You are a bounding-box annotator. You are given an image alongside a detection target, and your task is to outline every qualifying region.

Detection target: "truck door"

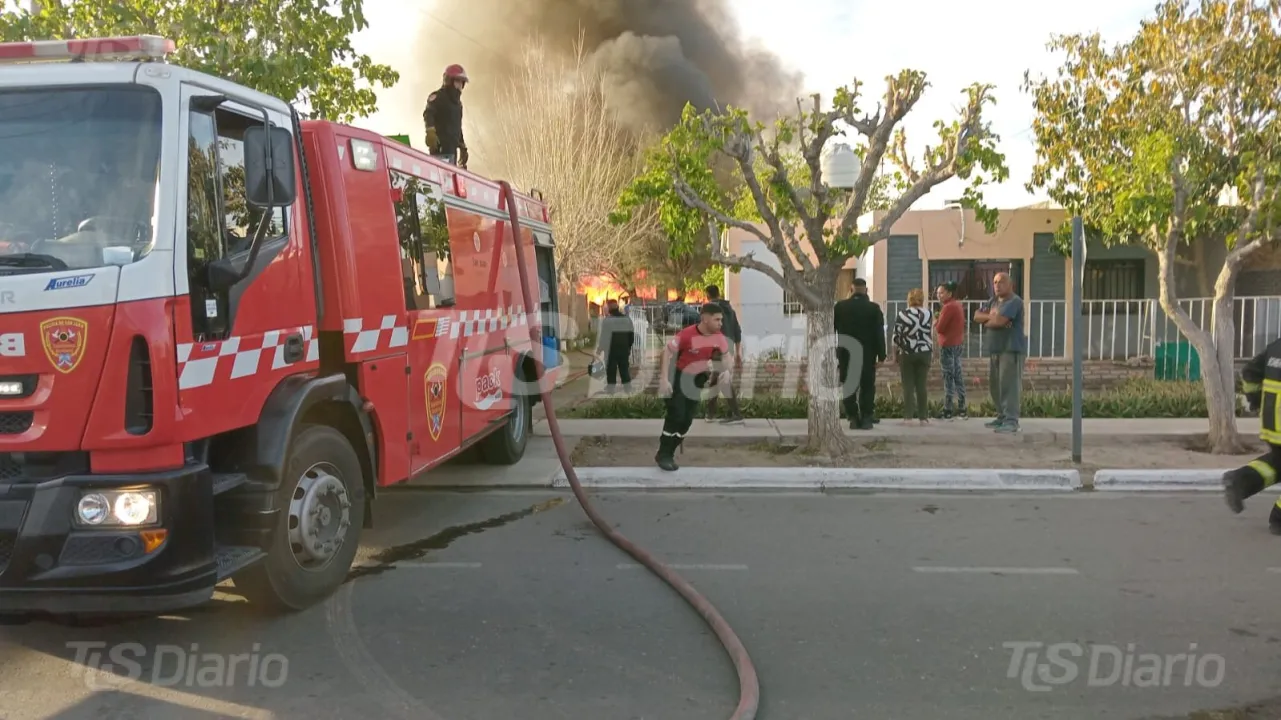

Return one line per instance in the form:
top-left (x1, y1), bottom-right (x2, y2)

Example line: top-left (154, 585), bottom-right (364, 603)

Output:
top-left (457, 217), bottom-right (512, 442)
top-left (534, 231), bottom-right (561, 370)
top-left (391, 171), bottom-right (461, 472)
top-left (174, 87), bottom-right (319, 433)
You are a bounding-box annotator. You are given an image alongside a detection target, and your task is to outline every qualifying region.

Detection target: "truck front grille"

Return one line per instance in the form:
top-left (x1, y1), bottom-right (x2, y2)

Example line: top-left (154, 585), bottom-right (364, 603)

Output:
top-left (0, 533), bottom-right (12, 568)
top-left (0, 452), bottom-right (88, 483)
top-left (0, 455), bottom-right (17, 482)
top-left (0, 412), bottom-right (31, 435)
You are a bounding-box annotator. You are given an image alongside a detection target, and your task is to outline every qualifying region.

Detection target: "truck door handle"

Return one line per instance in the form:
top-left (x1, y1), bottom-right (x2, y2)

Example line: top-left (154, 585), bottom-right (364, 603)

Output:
top-left (284, 333), bottom-right (304, 363)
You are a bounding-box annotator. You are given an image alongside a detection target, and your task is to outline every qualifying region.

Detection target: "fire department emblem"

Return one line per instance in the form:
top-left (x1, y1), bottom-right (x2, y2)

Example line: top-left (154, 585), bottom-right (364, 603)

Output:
top-left (39, 316), bottom-right (88, 373)
top-left (425, 362), bottom-right (448, 441)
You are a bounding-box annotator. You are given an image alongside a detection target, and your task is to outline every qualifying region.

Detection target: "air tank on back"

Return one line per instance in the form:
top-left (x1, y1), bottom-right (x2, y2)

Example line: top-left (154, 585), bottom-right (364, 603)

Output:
top-left (820, 143), bottom-right (861, 189)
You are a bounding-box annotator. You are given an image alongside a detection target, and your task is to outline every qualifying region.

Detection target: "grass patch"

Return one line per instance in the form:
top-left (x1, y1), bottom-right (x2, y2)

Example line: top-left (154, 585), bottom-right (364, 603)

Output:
top-left (560, 378), bottom-right (1224, 420)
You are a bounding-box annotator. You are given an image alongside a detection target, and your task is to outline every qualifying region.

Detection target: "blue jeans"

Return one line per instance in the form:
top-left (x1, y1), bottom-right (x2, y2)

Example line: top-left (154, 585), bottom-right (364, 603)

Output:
top-left (940, 345), bottom-right (966, 412)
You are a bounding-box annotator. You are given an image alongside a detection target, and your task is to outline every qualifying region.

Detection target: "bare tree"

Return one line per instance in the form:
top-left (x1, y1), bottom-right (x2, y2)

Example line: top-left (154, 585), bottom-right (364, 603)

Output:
top-left (473, 35), bottom-right (660, 292)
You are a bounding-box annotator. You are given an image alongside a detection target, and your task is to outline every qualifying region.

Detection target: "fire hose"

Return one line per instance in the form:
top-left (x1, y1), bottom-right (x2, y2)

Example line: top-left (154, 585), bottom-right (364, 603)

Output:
top-left (500, 182), bottom-right (760, 720)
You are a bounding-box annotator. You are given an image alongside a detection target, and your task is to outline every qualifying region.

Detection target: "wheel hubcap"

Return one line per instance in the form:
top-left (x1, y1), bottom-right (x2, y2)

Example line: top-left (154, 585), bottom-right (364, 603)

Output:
top-left (511, 394), bottom-right (526, 443)
top-left (287, 462), bottom-right (351, 570)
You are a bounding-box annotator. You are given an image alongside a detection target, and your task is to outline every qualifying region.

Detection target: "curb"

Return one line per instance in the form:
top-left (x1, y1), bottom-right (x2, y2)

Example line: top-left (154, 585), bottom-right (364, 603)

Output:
top-left (551, 467), bottom-right (1082, 491)
top-left (1092, 468), bottom-right (1250, 491)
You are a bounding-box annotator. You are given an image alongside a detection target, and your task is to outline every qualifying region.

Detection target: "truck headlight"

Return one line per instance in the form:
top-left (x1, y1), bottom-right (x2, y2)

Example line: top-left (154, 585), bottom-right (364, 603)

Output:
top-left (75, 489), bottom-right (159, 527)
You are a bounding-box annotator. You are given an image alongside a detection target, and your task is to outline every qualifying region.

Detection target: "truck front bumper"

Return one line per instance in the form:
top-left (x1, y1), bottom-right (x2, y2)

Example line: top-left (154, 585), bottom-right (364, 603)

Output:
top-left (0, 462), bottom-right (218, 615)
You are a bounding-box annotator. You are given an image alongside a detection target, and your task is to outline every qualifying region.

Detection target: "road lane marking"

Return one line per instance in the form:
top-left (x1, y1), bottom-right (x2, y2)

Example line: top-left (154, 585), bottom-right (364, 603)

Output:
top-left (616, 563), bottom-right (748, 571)
top-left (911, 566), bottom-right (1079, 575)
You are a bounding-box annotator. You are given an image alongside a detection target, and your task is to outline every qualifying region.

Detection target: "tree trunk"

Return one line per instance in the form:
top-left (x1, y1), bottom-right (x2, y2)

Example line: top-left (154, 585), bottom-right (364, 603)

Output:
top-left (1207, 259), bottom-right (1249, 453)
top-left (803, 304), bottom-right (858, 457)
top-left (1156, 241), bottom-right (1246, 454)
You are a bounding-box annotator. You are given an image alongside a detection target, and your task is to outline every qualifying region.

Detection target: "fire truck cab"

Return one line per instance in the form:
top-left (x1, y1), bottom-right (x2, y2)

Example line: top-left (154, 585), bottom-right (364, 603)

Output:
top-left (0, 36), bottom-right (562, 615)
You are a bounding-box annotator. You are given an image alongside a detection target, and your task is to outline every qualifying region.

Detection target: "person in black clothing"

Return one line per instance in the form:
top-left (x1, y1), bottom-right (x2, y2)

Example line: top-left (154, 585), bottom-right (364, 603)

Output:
top-left (423, 64), bottom-right (469, 168)
top-left (594, 299), bottom-right (635, 393)
top-left (833, 278), bottom-right (886, 429)
top-left (703, 285), bottom-right (744, 423)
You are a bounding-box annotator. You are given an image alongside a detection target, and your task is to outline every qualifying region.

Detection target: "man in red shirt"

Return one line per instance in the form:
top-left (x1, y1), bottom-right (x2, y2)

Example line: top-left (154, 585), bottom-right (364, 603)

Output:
top-left (934, 282), bottom-right (968, 419)
top-left (656, 303), bottom-right (730, 471)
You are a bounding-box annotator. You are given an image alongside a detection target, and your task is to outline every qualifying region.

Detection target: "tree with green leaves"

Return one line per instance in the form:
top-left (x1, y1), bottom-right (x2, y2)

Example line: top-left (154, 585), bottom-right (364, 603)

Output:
top-left (1024, 0), bottom-right (1280, 454)
top-left (612, 75), bottom-right (1008, 456)
top-left (1, 0), bottom-right (398, 123)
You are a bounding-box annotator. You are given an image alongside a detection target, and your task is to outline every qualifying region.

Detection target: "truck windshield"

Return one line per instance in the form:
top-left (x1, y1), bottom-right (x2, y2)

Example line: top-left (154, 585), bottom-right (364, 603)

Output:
top-left (0, 86), bottom-right (161, 275)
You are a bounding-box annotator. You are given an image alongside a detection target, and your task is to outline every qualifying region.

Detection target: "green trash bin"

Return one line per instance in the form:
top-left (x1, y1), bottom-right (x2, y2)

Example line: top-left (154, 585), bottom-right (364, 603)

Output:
top-left (1155, 341), bottom-right (1201, 382)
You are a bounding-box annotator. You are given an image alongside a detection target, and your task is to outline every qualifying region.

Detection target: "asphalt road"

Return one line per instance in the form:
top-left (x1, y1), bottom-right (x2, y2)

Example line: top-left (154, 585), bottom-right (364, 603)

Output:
top-left (3, 489), bottom-right (1281, 720)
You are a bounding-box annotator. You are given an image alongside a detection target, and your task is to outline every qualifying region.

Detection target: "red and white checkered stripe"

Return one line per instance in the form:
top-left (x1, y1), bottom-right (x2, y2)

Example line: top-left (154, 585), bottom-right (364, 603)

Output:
top-left (450, 306), bottom-right (529, 338)
top-left (343, 306), bottom-right (531, 353)
top-left (343, 315), bottom-right (410, 354)
top-left (0, 35), bottom-right (175, 63)
top-left (177, 326), bottom-right (319, 390)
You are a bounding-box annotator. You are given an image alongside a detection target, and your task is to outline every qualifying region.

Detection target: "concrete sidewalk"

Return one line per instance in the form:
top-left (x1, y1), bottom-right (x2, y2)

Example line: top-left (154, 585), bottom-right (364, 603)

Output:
top-left (535, 416), bottom-right (1260, 442)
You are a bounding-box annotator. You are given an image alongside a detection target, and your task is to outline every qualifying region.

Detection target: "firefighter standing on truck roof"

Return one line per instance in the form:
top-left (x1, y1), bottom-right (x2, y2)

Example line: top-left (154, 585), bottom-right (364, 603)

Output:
top-left (1223, 337), bottom-right (1281, 532)
top-left (424, 64), bottom-right (469, 169)
top-left (656, 303), bottom-right (730, 472)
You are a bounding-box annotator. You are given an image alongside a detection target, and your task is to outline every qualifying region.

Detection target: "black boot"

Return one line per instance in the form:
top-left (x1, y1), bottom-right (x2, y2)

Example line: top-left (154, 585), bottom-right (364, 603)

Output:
top-left (1269, 502), bottom-right (1281, 535)
top-left (656, 435), bottom-right (679, 471)
top-left (1223, 466), bottom-right (1266, 514)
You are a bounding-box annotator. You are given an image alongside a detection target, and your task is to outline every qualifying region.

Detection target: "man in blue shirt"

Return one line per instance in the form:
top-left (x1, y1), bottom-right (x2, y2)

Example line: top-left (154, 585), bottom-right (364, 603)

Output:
top-left (973, 272), bottom-right (1025, 433)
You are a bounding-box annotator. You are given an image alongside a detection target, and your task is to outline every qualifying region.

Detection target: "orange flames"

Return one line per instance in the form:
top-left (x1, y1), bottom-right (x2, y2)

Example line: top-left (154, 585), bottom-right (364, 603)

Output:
top-left (575, 274), bottom-right (661, 306)
top-left (576, 276), bottom-right (626, 306)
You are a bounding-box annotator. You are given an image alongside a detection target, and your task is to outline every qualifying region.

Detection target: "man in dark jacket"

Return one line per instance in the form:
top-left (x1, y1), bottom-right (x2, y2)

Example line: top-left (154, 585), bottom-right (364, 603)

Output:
top-left (594, 299), bottom-right (635, 393)
top-left (703, 284), bottom-right (744, 423)
top-left (423, 64), bottom-right (469, 168)
top-left (833, 278), bottom-right (886, 429)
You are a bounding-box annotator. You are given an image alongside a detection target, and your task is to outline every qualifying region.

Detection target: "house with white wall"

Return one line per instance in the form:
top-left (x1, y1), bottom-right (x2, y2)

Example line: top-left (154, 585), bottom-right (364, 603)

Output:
top-left (722, 218), bottom-right (873, 359)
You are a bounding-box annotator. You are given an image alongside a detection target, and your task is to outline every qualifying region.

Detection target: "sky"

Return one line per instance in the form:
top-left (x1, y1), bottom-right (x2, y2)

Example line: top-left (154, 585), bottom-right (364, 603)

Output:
top-left (0, 0), bottom-right (1160, 211)
top-left (347, 0), bottom-right (1161, 211)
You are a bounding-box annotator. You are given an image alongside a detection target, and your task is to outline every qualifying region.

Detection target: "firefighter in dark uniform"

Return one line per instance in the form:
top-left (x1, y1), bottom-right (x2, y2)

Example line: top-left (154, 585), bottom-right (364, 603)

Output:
top-left (656, 303), bottom-right (729, 471)
top-left (1223, 338), bottom-right (1281, 532)
top-left (423, 64), bottom-right (469, 169)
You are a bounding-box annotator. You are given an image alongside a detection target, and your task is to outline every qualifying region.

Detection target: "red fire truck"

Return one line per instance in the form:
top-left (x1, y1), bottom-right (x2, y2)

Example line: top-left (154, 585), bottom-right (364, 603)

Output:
top-left (0, 35), bottom-right (563, 614)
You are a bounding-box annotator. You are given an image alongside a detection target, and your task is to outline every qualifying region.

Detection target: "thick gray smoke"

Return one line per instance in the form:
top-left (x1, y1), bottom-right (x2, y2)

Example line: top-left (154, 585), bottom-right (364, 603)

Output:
top-left (401, 0), bottom-right (804, 138)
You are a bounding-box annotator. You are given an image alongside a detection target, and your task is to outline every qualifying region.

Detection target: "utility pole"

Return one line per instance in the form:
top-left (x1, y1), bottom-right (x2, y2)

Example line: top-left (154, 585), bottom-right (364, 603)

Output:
top-left (1071, 216), bottom-right (1085, 463)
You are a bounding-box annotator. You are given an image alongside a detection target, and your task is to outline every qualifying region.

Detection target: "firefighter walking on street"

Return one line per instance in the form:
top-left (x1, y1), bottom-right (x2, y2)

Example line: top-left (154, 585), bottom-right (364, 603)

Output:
top-left (1223, 337), bottom-right (1281, 532)
top-left (424, 64), bottom-right (469, 169)
top-left (656, 303), bottom-right (730, 471)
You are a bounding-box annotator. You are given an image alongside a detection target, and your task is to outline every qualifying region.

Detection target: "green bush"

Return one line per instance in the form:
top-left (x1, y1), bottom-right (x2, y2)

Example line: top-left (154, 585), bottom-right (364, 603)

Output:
top-left (561, 378), bottom-right (1222, 419)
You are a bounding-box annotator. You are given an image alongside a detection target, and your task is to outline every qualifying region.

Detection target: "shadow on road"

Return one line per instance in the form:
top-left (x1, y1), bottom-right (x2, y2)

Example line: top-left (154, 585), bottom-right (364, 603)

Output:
top-left (1146, 696), bottom-right (1281, 719)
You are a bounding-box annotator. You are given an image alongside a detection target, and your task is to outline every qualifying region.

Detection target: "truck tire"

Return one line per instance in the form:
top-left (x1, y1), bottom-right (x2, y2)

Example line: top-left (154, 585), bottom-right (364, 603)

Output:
top-left (235, 423), bottom-right (366, 612)
top-left (479, 388), bottom-right (530, 465)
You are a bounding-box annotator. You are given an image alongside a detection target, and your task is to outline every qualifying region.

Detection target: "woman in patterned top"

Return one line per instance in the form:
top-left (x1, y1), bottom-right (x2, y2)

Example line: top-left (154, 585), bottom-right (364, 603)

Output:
top-left (892, 288), bottom-right (934, 425)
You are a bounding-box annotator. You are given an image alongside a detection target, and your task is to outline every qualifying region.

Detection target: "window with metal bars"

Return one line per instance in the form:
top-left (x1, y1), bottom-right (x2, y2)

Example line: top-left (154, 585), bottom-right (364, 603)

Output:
top-left (782, 287), bottom-right (803, 315)
top-left (927, 260), bottom-right (1024, 302)
top-left (1083, 259), bottom-right (1145, 314)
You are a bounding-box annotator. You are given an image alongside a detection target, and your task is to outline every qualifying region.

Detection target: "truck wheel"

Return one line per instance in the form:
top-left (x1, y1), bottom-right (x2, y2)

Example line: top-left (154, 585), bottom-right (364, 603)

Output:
top-left (236, 424), bottom-right (365, 612)
top-left (480, 388), bottom-right (530, 465)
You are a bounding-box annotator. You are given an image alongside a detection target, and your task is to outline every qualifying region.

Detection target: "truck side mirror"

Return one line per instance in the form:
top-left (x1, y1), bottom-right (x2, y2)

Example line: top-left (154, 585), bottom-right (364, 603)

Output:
top-left (243, 124), bottom-right (297, 207)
